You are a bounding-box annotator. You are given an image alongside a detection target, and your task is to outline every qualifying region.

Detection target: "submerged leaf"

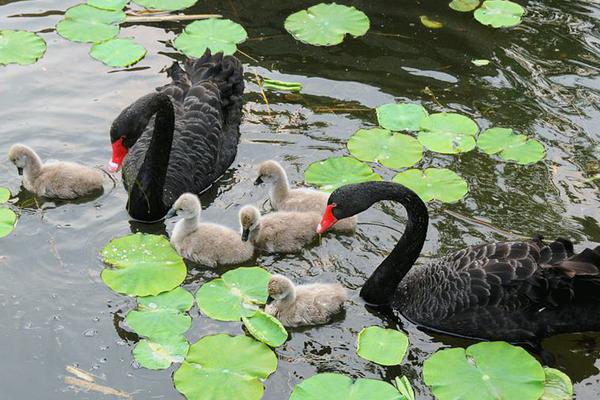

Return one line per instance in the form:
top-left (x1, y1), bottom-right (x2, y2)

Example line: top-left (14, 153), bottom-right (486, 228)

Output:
top-left (0, 208), bottom-right (17, 238)
top-left (356, 326), bottom-right (409, 366)
top-left (174, 334), bottom-right (277, 400)
top-left (133, 335), bottom-right (189, 370)
top-left (392, 168), bottom-right (468, 203)
top-left (449, 0), bottom-right (480, 12)
top-left (262, 78), bottom-right (303, 92)
top-left (347, 128), bottom-right (423, 169)
top-left (418, 112), bottom-right (479, 154)
top-left (541, 367), bottom-right (573, 400)
top-left (423, 342), bottom-right (545, 400)
top-left (57, 4), bottom-right (125, 43)
top-left (477, 127), bottom-right (545, 164)
top-left (242, 310), bottom-right (288, 347)
top-left (133, 0), bottom-right (196, 11)
top-left (100, 233), bottom-right (186, 296)
top-left (474, 0), bottom-right (525, 28)
top-left (290, 373), bottom-right (403, 400)
top-left (0, 30), bottom-right (47, 65)
top-left (90, 38), bottom-right (146, 67)
top-left (175, 19), bottom-right (247, 56)
top-left (285, 3), bottom-right (370, 46)
top-left (420, 15), bottom-right (444, 29)
top-left (305, 156), bottom-right (382, 192)
top-left (376, 103), bottom-right (428, 132)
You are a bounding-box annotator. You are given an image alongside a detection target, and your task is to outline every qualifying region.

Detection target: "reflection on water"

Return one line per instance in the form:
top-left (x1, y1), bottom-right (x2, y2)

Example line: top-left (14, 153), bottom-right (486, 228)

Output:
top-left (0, 0), bottom-right (598, 398)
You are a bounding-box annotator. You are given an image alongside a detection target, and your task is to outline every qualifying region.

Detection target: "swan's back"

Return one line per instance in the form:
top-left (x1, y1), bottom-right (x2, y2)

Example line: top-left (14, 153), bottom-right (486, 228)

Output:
top-left (123, 50), bottom-right (244, 206)
top-left (34, 162), bottom-right (103, 199)
top-left (396, 237), bottom-right (600, 340)
top-left (253, 211), bottom-right (320, 253)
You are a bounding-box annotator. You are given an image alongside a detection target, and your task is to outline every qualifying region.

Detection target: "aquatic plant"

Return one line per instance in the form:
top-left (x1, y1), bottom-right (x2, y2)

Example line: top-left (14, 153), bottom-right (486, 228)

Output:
top-left (417, 112), bottom-right (479, 154)
top-left (393, 168), bottom-right (468, 203)
top-left (0, 30), bottom-right (47, 65)
top-left (394, 376), bottom-right (415, 400)
top-left (477, 127), bottom-right (545, 165)
top-left (348, 128), bottom-right (423, 169)
top-left (262, 78), bottom-right (303, 93)
top-left (356, 326), bottom-right (409, 366)
top-left (285, 3), bottom-right (370, 46)
top-left (290, 373), bottom-right (404, 400)
top-left (57, 4), bottom-right (125, 43)
top-left (472, 59), bottom-right (491, 66)
top-left (304, 156), bottom-right (382, 192)
top-left (133, 0), bottom-right (196, 11)
top-left (90, 38), bottom-right (147, 67)
top-left (449, 0), bottom-right (480, 12)
top-left (0, 188), bottom-right (16, 238)
top-left (474, 0), bottom-right (525, 28)
top-left (175, 19), bottom-right (248, 56)
top-left (376, 103), bottom-right (428, 132)
top-left (420, 16), bottom-right (443, 29)
top-left (87, 0), bottom-right (128, 11)
top-left (541, 367), bottom-right (573, 400)
top-left (133, 335), bottom-right (189, 370)
top-left (242, 310), bottom-right (288, 347)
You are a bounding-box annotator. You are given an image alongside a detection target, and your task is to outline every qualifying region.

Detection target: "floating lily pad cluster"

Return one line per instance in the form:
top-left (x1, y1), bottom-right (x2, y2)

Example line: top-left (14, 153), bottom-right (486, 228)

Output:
top-left (175, 19), bottom-right (248, 57)
top-left (0, 30), bottom-right (47, 66)
top-left (0, 187), bottom-right (17, 238)
top-left (448, 0), bottom-right (525, 28)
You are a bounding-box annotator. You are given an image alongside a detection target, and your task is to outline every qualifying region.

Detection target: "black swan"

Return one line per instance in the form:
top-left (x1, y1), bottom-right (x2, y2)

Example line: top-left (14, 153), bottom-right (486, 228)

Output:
top-left (317, 181), bottom-right (600, 341)
top-left (108, 50), bottom-right (244, 222)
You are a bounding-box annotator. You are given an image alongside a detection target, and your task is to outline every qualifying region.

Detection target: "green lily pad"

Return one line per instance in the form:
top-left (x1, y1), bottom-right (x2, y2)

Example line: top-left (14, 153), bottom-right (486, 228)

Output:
top-left (347, 128), bottom-right (423, 169)
top-left (126, 287), bottom-right (194, 338)
top-left (423, 342), bottom-right (545, 400)
top-left (100, 233), bottom-right (187, 297)
top-left (290, 373), bottom-right (403, 400)
top-left (376, 103), bottom-right (428, 132)
top-left (477, 127), bottom-right (545, 164)
top-left (87, 0), bottom-right (128, 11)
top-left (449, 0), bottom-right (480, 12)
top-left (133, 0), bottom-right (196, 11)
top-left (196, 267), bottom-right (271, 322)
top-left (133, 335), bottom-right (189, 370)
top-left (474, 0), bottom-right (525, 28)
top-left (174, 334), bottom-right (277, 400)
top-left (418, 112), bottom-right (479, 154)
top-left (472, 59), bottom-right (491, 66)
top-left (262, 78), bottom-right (302, 93)
top-left (284, 3), bottom-right (370, 46)
top-left (394, 376), bottom-right (415, 400)
top-left (0, 208), bottom-right (17, 238)
top-left (541, 368), bottom-right (573, 400)
top-left (0, 188), bottom-right (10, 203)
top-left (304, 156), bottom-right (382, 192)
top-left (356, 326), bottom-right (409, 366)
top-left (90, 38), bottom-right (146, 67)
top-left (242, 310), bottom-right (288, 347)
top-left (57, 4), bottom-right (125, 43)
top-left (175, 19), bottom-right (247, 57)
top-left (420, 15), bottom-right (443, 29)
top-left (0, 30), bottom-right (47, 65)
top-left (392, 168), bottom-right (468, 203)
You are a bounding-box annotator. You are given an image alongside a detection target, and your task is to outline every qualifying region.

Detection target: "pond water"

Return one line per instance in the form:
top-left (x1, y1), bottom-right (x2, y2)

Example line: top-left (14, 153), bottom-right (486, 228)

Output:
top-left (1, 0), bottom-right (599, 398)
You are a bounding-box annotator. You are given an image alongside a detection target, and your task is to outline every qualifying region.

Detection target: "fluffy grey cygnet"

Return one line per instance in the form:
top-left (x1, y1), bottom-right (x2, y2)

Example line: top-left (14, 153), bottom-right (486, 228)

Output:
top-left (265, 274), bottom-right (347, 327)
top-left (239, 205), bottom-right (320, 253)
top-left (255, 160), bottom-right (356, 233)
top-left (169, 193), bottom-right (254, 267)
top-left (8, 143), bottom-right (104, 199)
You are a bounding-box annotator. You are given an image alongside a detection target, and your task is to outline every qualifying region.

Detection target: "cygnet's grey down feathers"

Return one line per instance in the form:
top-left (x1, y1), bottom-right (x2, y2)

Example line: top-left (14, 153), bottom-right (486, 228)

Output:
top-left (265, 274), bottom-right (347, 327)
top-left (239, 205), bottom-right (320, 253)
top-left (8, 143), bottom-right (104, 199)
top-left (256, 160), bottom-right (356, 233)
top-left (170, 193), bottom-right (254, 267)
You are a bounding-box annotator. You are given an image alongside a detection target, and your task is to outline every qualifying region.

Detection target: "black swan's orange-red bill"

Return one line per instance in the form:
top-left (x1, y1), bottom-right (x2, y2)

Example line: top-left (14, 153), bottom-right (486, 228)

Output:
top-left (109, 137), bottom-right (128, 172)
top-left (317, 204), bottom-right (337, 234)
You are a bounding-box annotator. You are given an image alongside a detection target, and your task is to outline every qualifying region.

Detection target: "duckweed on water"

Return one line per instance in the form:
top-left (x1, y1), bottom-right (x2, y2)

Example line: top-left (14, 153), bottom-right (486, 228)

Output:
top-left (175, 19), bottom-right (248, 57)
top-left (0, 30), bottom-right (47, 65)
top-left (356, 326), bottom-right (409, 366)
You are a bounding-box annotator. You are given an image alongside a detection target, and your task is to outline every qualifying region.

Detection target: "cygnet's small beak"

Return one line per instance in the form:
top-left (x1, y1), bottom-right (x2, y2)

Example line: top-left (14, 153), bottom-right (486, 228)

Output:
top-left (266, 295), bottom-right (274, 304)
top-left (17, 167), bottom-right (23, 176)
top-left (241, 228), bottom-right (250, 241)
top-left (164, 208), bottom-right (177, 219)
top-left (254, 176), bottom-right (263, 185)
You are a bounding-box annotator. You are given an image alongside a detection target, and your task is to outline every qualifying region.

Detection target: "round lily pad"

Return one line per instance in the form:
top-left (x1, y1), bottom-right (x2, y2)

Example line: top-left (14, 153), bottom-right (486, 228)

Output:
top-left (0, 30), bottom-right (47, 65)
top-left (356, 326), bottom-right (409, 366)
top-left (90, 38), bottom-right (146, 67)
top-left (474, 0), bottom-right (525, 28)
top-left (304, 156), bottom-right (382, 192)
top-left (347, 128), bottom-right (423, 169)
top-left (133, 0), bottom-right (196, 11)
top-left (423, 341), bottom-right (545, 400)
top-left (0, 188), bottom-right (10, 203)
top-left (101, 233), bottom-right (187, 297)
top-left (284, 3), bottom-right (370, 46)
top-left (392, 168), bottom-right (468, 203)
top-left (290, 373), bottom-right (403, 400)
top-left (57, 4), bottom-right (125, 43)
top-left (196, 267), bottom-right (271, 321)
top-left (376, 103), bottom-right (428, 132)
top-left (242, 310), bottom-right (288, 347)
top-left (175, 19), bottom-right (247, 57)
top-left (477, 127), bottom-right (545, 165)
top-left (420, 15), bottom-right (443, 29)
top-left (87, 0), bottom-right (128, 11)
top-left (418, 112), bottom-right (479, 154)
top-left (0, 208), bottom-right (17, 238)
top-left (541, 367), bottom-right (573, 400)
top-left (133, 335), bottom-right (189, 370)
top-left (174, 334), bottom-right (278, 400)
top-left (449, 0), bottom-right (480, 12)
top-left (126, 287), bottom-right (194, 338)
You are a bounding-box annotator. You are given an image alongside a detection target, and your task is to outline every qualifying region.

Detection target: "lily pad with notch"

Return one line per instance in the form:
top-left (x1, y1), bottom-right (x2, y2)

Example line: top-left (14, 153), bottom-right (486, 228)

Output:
top-left (101, 233), bottom-right (187, 297)
top-left (0, 30), bottom-right (47, 65)
top-left (90, 38), bottom-right (146, 67)
top-left (477, 127), bottom-right (545, 165)
top-left (290, 373), bottom-right (404, 400)
top-left (418, 112), bottom-right (479, 154)
top-left (174, 334), bottom-right (277, 400)
top-left (133, 335), bottom-right (189, 370)
top-left (376, 103), bottom-right (428, 132)
top-left (356, 326), bottom-right (409, 366)
top-left (474, 0), bottom-right (525, 28)
top-left (57, 4), bottom-right (125, 43)
top-left (304, 156), bottom-right (382, 192)
top-left (347, 128), bottom-right (423, 169)
top-left (242, 310), bottom-right (288, 347)
top-left (175, 19), bottom-right (247, 56)
top-left (392, 168), bottom-right (468, 203)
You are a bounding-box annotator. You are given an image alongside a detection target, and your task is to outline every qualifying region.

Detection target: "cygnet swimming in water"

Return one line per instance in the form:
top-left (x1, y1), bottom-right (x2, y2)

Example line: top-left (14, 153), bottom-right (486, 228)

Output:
top-left (265, 274), bottom-right (347, 327)
top-left (239, 205), bottom-right (320, 253)
top-left (8, 143), bottom-right (104, 199)
top-left (255, 160), bottom-right (356, 233)
top-left (169, 193), bottom-right (254, 267)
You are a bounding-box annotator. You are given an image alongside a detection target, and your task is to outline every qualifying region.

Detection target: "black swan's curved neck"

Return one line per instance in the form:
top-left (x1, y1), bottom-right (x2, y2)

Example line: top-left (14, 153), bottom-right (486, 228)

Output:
top-left (127, 93), bottom-right (175, 221)
top-left (358, 182), bottom-right (429, 305)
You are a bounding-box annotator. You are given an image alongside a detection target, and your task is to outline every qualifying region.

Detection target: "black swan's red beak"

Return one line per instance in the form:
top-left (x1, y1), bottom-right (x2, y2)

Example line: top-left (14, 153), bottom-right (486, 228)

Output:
top-left (317, 204), bottom-right (337, 234)
top-left (108, 137), bottom-right (128, 172)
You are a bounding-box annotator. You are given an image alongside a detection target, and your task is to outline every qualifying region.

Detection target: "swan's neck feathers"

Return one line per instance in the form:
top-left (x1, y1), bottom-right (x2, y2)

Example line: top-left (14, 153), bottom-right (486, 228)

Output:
top-left (270, 169), bottom-right (290, 208)
top-left (172, 216), bottom-right (199, 241)
top-left (275, 286), bottom-right (297, 307)
top-left (23, 148), bottom-right (43, 182)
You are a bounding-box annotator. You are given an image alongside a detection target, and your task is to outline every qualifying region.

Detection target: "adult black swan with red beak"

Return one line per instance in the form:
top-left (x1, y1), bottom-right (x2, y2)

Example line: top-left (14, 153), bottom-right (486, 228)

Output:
top-left (317, 181), bottom-right (600, 341)
top-left (108, 50), bottom-right (244, 222)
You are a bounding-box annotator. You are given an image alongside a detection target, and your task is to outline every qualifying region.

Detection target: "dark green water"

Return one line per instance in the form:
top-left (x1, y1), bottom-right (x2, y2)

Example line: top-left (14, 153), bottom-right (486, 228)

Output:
top-left (1, 0), bottom-right (599, 398)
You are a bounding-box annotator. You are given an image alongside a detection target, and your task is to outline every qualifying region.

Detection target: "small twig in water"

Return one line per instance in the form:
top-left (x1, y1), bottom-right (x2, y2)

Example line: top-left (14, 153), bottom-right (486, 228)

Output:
top-left (124, 13), bottom-right (221, 23)
top-left (422, 86), bottom-right (444, 109)
top-left (369, 31), bottom-right (411, 39)
top-left (252, 70), bottom-right (271, 115)
top-left (64, 377), bottom-right (131, 399)
top-left (65, 366), bottom-right (95, 383)
top-left (237, 49), bottom-right (259, 63)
